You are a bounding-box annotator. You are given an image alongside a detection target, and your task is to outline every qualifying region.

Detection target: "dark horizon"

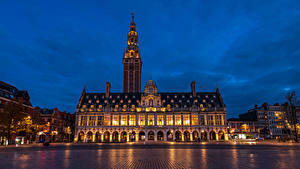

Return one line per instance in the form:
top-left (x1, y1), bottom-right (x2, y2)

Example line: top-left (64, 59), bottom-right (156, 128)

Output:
top-left (1, 0), bottom-right (300, 118)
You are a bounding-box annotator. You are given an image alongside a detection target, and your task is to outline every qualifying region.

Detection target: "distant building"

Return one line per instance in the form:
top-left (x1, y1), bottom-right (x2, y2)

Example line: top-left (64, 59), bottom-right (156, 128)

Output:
top-left (230, 103), bottom-right (300, 140)
top-left (0, 81), bottom-right (39, 144)
top-left (37, 107), bottom-right (75, 142)
top-left (0, 81), bottom-right (38, 119)
top-left (227, 111), bottom-right (259, 139)
top-left (75, 15), bottom-right (228, 143)
top-left (0, 81), bottom-right (31, 106)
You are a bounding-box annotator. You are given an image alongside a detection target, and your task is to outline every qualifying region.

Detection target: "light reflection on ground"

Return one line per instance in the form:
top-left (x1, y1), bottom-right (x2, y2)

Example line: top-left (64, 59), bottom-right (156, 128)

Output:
top-left (0, 144), bottom-right (299, 169)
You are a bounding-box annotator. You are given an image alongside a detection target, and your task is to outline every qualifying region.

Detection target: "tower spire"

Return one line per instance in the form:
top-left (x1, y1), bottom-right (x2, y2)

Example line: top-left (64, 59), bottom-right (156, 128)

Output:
top-left (124, 13), bottom-right (139, 58)
top-left (123, 13), bottom-right (142, 93)
top-left (131, 12), bottom-right (135, 22)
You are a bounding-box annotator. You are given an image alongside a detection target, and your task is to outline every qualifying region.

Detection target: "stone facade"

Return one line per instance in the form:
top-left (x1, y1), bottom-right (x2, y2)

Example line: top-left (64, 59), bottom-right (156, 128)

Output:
top-left (75, 15), bottom-right (228, 143)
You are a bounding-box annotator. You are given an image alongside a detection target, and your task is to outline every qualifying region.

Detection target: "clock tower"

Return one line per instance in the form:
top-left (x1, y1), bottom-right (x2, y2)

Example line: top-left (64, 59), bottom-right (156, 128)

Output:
top-left (123, 13), bottom-right (142, 93)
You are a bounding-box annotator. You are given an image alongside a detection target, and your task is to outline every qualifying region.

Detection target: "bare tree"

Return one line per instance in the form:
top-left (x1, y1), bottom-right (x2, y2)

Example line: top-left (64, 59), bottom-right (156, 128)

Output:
top-left (286, 91), bottom-right (299, 142)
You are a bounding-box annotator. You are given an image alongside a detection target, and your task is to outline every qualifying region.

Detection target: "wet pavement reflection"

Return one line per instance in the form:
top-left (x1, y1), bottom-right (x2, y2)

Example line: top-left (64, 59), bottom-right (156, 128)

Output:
top-left (0, 144), bottom-right (299, 169)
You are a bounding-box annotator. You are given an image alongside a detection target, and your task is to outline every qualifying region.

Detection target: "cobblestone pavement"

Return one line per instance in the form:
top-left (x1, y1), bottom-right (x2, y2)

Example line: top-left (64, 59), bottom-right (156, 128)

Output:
top-left (0, 143), bottom-right (299, 169)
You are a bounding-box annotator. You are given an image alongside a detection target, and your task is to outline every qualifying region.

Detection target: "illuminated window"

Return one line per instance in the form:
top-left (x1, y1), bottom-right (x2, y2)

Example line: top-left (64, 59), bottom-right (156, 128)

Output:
top-left (157, 115), bottom-right (164, 126)
top-left (167, 104), bottom-right (171, 111)
top-left (200, 115), bottom-right (206, 125)
top-left (183, 115), bottom-right (190, 125)
top-left (175, 115), bottom-right (181, 125)
top-left (148, 115), bottom-right (154, 126)
top-left (87, 116), bottom-right (95, 126)
top-left (112, 115), bottom-right (119, 126)
top-left (104, 115), bottom-right (110, 126)
top-left (78, 116), bottom-right (81, 126)
top-left (139, 115), bottom-right (145, 126)
top-left (96, 116), bottom-right (104, 126)
top-left (166, 115), bottom-right (173, 125)
top-left (121, 115), bottom-right (127, 126)
top-left (192, 115), bottom-right (198, 125)
top-left (79, 116), bottom-right (86, 126)
top-left (208, 115), bottom-right (214, 126)
top-left (129, 115), bottom-right (136, 126)
top-left (215, 115), bottom-right (222, 125)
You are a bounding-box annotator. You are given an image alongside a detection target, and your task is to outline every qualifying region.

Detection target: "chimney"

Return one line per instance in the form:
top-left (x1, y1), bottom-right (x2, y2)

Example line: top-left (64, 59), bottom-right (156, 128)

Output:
top-left (191, 81), bottom-right (196, 97)
top-left (106, 82), bottom-right (111, 98)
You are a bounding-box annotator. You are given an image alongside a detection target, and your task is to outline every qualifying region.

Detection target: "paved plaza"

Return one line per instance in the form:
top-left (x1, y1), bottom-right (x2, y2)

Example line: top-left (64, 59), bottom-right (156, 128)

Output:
top-left (0, 143), bottom-right (299, 169)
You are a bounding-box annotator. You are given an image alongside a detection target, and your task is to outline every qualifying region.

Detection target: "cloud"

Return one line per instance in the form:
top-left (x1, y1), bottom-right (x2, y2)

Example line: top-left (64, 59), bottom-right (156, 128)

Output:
top-left (1, 0), bottom-right (300, 117)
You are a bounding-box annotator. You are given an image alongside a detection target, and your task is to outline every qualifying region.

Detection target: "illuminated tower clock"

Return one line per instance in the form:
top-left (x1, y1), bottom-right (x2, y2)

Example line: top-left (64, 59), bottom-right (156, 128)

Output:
top-left (123, 13), bottom-right (142, 93)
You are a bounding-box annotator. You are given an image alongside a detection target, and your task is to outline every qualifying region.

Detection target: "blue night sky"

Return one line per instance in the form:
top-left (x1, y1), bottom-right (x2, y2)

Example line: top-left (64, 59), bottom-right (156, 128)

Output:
top-left (1, 0), bottom-right (300, 117)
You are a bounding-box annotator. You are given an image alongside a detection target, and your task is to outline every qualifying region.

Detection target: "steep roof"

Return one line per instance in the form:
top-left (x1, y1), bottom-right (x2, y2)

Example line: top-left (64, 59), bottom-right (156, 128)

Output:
top-left (77, 91), bottom-right (225, 111)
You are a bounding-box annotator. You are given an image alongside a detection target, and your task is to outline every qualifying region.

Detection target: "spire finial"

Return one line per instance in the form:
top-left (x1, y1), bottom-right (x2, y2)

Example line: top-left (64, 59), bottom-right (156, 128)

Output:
top-left (131, 12), bottom-right (135, 21)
